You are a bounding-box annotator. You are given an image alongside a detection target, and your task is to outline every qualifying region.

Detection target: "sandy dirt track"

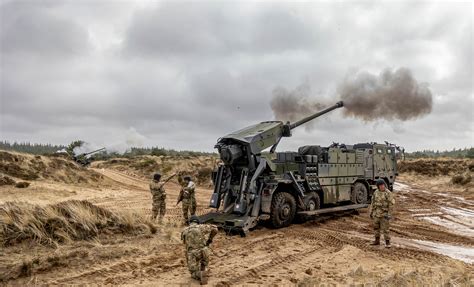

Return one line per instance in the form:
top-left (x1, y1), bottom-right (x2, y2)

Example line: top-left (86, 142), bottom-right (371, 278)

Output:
top-left (1, 162), bottom-right (473, 286)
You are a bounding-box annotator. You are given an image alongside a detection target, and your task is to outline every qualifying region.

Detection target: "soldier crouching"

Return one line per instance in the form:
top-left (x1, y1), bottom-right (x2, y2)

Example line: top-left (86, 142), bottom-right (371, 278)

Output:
top-left (370, 179), bottom-right (395, 248)
top-left (181, 215), bottom-right (218, 285)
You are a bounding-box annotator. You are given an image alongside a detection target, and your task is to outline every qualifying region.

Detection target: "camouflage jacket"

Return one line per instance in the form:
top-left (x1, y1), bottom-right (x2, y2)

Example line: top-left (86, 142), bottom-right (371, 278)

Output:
top-left (182, 181), bottom-right (196, 199)
top-left (150, 180), bottom-right (166, 200)
top-left (181, 223), bottom-right (218, 250)
top-left (370, 190), bottom-right (395, 218)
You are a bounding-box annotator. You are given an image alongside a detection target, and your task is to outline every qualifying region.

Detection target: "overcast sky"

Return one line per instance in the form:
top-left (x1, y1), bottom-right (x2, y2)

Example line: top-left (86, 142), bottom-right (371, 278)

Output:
top-left (0, 0), bottom-right (472, 152)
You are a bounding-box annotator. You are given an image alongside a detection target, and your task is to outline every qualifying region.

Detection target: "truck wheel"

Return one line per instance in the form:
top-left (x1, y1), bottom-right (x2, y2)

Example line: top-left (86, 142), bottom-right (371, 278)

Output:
top-left (305, 192), bottom-right (320, 212)
top-left (296, 192), bottom-right (321, 222)
top-left (352, 182), bottom-right (368, 204)
top-left (270, 192), bottom-right (296, 228)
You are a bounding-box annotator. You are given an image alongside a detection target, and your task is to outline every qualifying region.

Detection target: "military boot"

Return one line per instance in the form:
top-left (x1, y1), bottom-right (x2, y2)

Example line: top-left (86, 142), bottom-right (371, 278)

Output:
top-left (370, 236), bottom-right (380, 246)
top-left (385, 240), bottom-right (391, 248)
top-left (200, 270), bottom-right (208, 285)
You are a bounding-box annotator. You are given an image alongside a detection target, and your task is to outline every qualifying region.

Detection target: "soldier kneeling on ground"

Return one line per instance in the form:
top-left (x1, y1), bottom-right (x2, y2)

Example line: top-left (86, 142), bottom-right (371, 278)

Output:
top-left (370, 178), bottom-right (395, 248)
top-left (181, 215), bottom-right (218, 285)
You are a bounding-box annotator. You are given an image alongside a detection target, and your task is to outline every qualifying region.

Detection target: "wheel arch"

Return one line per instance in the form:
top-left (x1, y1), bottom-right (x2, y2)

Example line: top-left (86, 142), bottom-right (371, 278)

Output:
top-left (273, 182), bottom-right (299, 201)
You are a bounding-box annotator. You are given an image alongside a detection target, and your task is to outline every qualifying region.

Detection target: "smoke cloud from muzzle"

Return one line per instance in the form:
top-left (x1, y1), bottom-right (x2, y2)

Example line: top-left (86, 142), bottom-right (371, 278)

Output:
top-left (71, 127), bottom-right (147, 156)
top-left (270, 82), bottom-right (323, 123)
top-left (339, 68), bottom-right (432, 121)
top-left (270, 68), bottom-right (433, 123)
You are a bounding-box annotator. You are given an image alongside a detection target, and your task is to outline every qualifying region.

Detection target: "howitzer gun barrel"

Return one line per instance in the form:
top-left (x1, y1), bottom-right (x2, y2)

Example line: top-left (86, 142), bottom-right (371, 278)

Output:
top-left (83, 147), bottom-right (106, 156)
top-left (289, 101), bottom-right (343, 130)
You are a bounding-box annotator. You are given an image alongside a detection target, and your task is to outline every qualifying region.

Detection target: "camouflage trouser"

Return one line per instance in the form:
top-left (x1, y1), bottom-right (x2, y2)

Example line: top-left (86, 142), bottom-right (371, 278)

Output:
top-left (182, 197), bottom-right (197, 222)
top-left (152, 198), bottom-right (166, 222)
top-left (373, 216), bottom-right (390, 241)
top-left (186, 247), bottom-right (210, 279)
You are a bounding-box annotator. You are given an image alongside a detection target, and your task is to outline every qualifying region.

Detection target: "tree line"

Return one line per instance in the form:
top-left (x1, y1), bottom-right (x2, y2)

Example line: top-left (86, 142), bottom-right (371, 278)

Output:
top-left (1, 140), bottom-right (472, 159)
top-left (0, 141), bottom-right (66, 155)
top-left (405, 148), bottom-right (474, 159)
top-left (0, 141), bottom-right (215, 158)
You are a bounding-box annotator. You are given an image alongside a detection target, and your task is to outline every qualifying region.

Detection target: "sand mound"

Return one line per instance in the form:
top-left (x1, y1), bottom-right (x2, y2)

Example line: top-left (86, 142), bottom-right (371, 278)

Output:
top-left (95, 155), bottom-right (217, 186)
top-left (0, 200), bottom-right (156, 246)
top-left (398, 158), bottom-right (473, 176)
top-left (0, 150), bottom-right (103, 184)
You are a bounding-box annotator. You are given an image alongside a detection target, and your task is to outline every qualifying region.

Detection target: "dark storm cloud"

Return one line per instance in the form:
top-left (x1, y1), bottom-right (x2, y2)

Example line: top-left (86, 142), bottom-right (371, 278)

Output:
top-left (0, 1), bottom-right (472, 152)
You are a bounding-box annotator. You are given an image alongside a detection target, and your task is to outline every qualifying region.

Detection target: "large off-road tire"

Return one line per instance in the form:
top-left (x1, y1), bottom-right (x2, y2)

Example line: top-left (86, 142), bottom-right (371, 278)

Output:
top-left (304, 192), bottom-right (321, 212)
top-left (351, 182), bottom-right (368, 204)
top-left (296, 192), bottom-right (321, 222)
top-left (270, 192), bottom-right (296, 228)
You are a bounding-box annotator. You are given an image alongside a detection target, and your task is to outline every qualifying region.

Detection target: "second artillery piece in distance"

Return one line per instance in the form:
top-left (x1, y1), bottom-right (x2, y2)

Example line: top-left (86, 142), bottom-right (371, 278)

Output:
top-left (199, 101), bottom-right (401, 234)
top-left (73, 147), bottom-right (106, 167)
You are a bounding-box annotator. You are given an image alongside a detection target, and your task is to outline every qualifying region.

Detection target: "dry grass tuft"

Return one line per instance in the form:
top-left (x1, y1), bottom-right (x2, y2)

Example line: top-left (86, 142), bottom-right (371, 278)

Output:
top-left (451, 173), bottom-right (472, 185)
top-left (0, 200), bottom-right (156, 246)
top-left (0, 175), bottom-right (16, 186)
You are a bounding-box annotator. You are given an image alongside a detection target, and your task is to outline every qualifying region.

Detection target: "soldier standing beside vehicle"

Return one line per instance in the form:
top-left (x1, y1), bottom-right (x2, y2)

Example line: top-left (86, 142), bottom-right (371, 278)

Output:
top-left (370, 179), bottom-right (395, 248)
top-left (150, 172), bottom-right (166, 224)
top-left (181, 215), bottom-right (218, 284)
top-left (179, 175), bottom-right (197, 224)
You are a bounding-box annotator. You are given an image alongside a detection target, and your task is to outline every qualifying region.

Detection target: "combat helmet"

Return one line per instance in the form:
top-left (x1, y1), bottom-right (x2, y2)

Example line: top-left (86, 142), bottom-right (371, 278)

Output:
top-left (189, 215), bottom-right (200, 224)
top-left (376, 179), bottom-right (385, 186)
top-left (153, 173), bottom-right (161, 181)
top-left (183, 175), bottom-right (192, 181)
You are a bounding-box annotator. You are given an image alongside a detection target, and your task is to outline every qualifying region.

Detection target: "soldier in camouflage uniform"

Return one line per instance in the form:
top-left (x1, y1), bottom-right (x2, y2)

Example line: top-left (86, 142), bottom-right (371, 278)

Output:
top-left (150, 173), bottom-right (166, 223)
top-left (370, 179), bottom-right (395, 248)
top-left (181, 215), bottom-right (218, 284)
top-left (181, 175), bottom-right (197, 223)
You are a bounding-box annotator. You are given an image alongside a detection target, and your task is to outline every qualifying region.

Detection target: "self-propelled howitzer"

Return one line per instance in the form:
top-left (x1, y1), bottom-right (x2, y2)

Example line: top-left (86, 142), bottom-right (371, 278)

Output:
top-left (73, 147), bottom-right (106, 167)
top-left (201, 100), bottom-right (401, 234)
top-left (199, 102), bottom-right (357, 233)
